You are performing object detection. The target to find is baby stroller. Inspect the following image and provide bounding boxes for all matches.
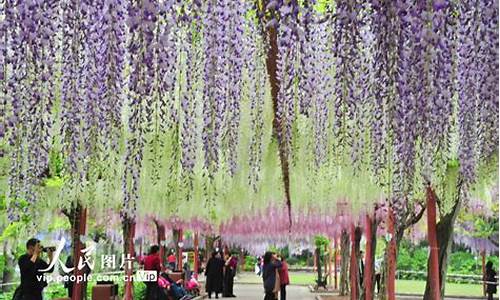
[157,272,194,300]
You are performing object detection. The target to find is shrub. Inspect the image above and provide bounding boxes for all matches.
[244,255,257,271]
[286,257,299,266]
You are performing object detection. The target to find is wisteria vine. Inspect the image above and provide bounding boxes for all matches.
[0,0,497,230]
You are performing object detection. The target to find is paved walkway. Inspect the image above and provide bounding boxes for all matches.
[229,284,316,300]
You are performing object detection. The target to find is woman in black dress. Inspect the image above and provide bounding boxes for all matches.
[205,251,224,299]
[485,261,498,300]
[262,251,282,300]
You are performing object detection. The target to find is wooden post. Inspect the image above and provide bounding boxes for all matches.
[71,206,87,300]
[364,214,374,300]
[387,206,396,300]
[194,232,199,279]
[350,223,359,300]
[426,187,440,300]
[482,250,486,296]
[334,236,338,290]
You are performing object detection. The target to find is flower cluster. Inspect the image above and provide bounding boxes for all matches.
[1,0,497,228]
[5,0,61,219]
[275,0,300,161]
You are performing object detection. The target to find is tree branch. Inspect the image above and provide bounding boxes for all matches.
[406,202,427,228]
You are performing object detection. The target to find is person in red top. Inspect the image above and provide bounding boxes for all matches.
[223,253,238,297]
[144,245,161,300]
[278,255,290,300]
[167,251,177,270]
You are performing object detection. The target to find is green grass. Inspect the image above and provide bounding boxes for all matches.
[396,280,484,297]
[236,272,485,297]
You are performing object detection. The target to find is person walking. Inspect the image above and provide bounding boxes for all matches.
[262,251,282,300]
[359,250,365,288]
[255,256,263,276]
[205,251,224,299]
[278,255,289,300]
[223,253,238,297]
[485,261,498,300]
[17,238,55,300]
[143,245,161,300]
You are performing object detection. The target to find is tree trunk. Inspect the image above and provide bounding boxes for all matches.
[173,228,183,271]
[350,224,361,300]
[378,203,425,300]
[426,186,441,300]
[178,229,183,269]
[194,232,199,278]
[205,235,216,258]
[154,220,166,266]
[316,247,322,283]
[263,1,292,227]
[482,251,486,296]
[364,214,377,300]
[386,207,396,300]
[64,204,88,300]
[122,217,136,300]
[1,241,15,292]
[340,229,350,296]
[423,195,462,300]
[313,247,317,272]
[334,237,338,290]
[328,242,333,286]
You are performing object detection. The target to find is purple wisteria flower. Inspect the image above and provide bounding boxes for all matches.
[369,0,393,182]
[247,11,266,191]
[201,0,245,175]
[476,0,499,161]
[308,18,331,167]
[226,0,245,176]
[122,0,158,220]
[457,0,480,188]
[276,0,300,161]
[5,0,60,219]
[392,0,417,194]
[332,0,368,168]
